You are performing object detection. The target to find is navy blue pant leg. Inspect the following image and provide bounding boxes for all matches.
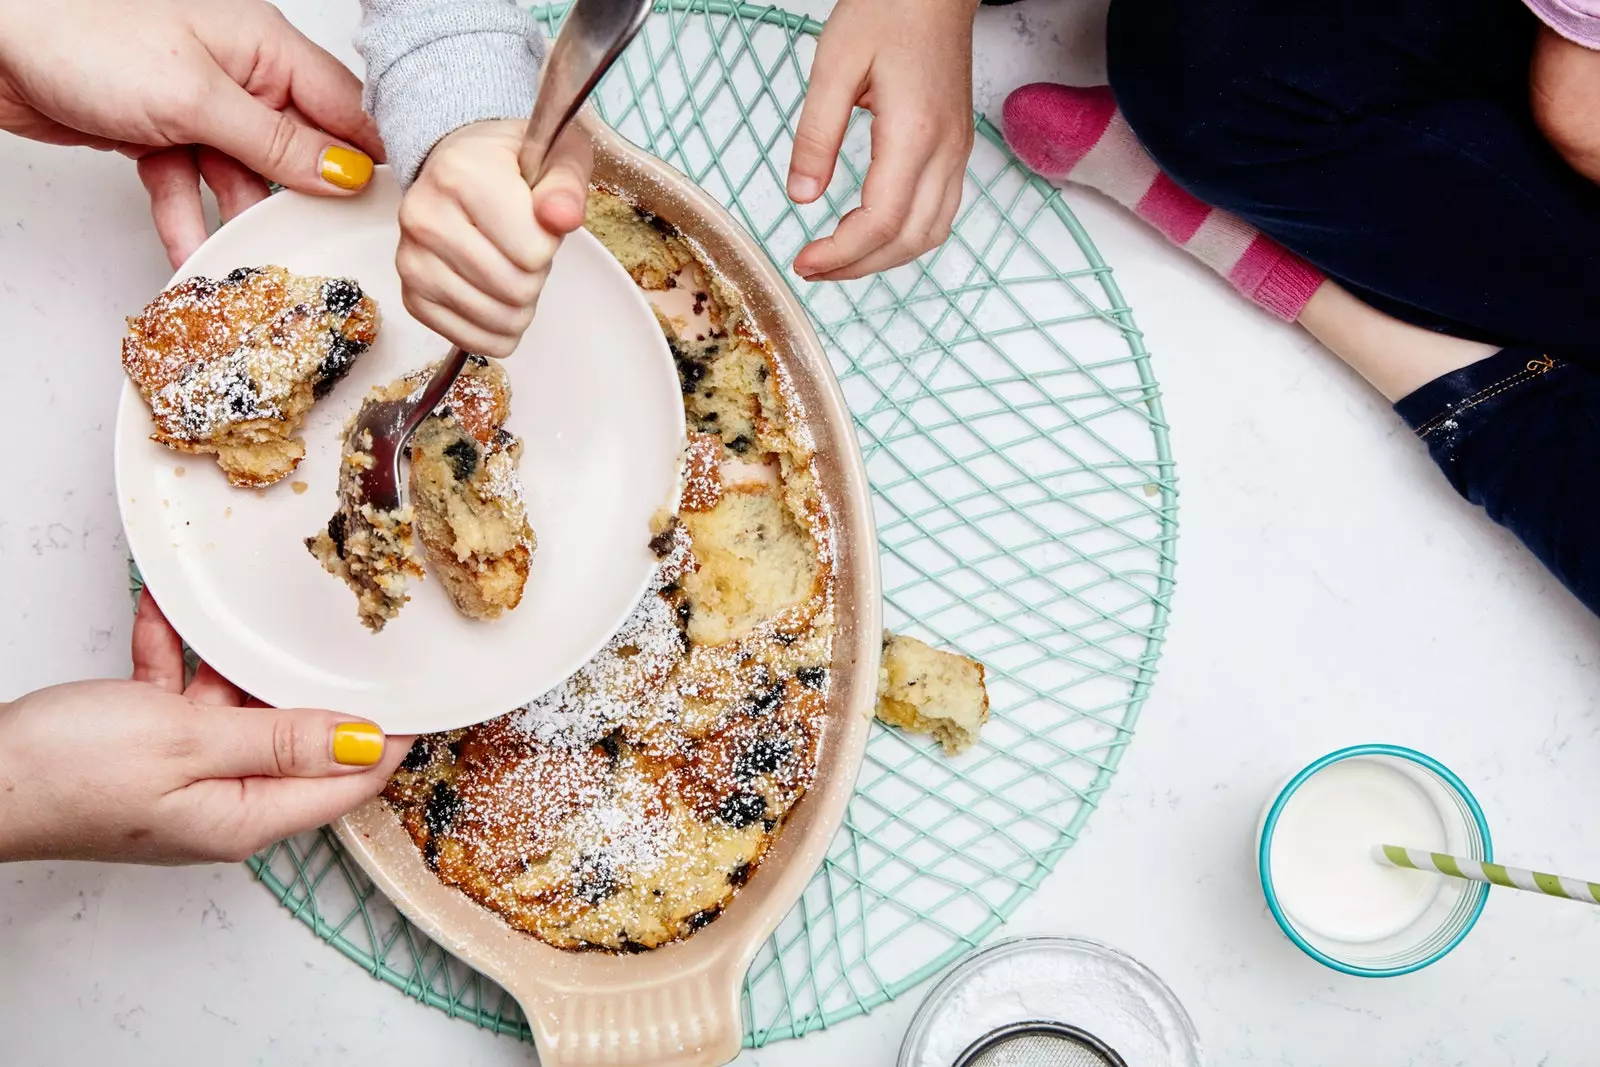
[1394,350,1600,615]
[1102,0,1600,613]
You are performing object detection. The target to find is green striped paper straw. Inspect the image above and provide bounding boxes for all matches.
[1376,845,1600,906]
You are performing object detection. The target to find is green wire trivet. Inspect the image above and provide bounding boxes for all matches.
[133,0,1177,1048]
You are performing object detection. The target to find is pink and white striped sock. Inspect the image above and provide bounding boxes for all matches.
[1001,83,1324,322]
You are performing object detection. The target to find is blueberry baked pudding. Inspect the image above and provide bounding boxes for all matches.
[306,357,534,631]
[303,380,424,634]
[406,356,535,620]
[876,632,990,755]
[383,189,838,951]
[122,265,378,487]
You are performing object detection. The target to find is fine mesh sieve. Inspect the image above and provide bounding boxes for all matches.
[954,1021,1128,1067]
[898,937,1202,1067]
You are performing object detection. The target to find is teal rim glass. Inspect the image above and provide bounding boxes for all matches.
[1257,744,1493,977]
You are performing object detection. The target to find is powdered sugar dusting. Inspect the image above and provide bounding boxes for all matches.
[125,267,374,446]
[681,432,726,512]
[477,449,528,521]
[513,588,686,749]
[568,762,678,880]
[406,356,509,445]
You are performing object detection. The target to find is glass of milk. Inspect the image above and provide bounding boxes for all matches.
[1256,744,1492,976]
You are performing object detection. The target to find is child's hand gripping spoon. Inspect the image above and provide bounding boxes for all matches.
[347,0,656,513]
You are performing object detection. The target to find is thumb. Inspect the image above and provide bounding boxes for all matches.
[194,705,395,779]
[532,125,595,236]
[193,75,375,196]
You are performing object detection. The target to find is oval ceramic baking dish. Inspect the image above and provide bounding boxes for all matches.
[334,114,882,1067]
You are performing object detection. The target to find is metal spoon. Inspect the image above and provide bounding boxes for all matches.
[348,0,657,512]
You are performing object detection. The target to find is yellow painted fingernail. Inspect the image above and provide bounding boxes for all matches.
[332,722,385,766]
[320,145,374,191]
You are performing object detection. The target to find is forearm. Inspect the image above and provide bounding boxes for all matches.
[356,0,543,188]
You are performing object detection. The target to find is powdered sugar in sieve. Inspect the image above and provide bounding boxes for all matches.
[898,937,1202,1067]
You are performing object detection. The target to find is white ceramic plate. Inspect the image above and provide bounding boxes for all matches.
[115,168,684,734]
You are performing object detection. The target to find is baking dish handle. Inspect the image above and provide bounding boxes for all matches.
[511,971,746,1067]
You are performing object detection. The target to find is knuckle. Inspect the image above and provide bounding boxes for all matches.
[508,312,535,342]
[161,722,202,762]
[471,271,515,308]
[396,197,421,233]
[790,122,836,161]
[430,152,473,197]
[396,198,438,243]
[270,717,300,776]
[510,271,545,308]
[396,257,445,305]
[393,245,421,284]
[481,304,520,336]
[480,331,517,359]
[148,86,205,139]
[147,102,186,140]
[864,214,902,243]
[401,285,436,324]
[263,111,301,171]
[907,222,938,250]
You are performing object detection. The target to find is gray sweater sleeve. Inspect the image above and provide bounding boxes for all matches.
[356,0,545,189]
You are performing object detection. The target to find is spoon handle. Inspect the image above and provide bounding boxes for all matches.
[407,347,470,436]
[518,0,655,185]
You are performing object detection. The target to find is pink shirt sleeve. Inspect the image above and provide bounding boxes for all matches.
[1524,0,1600,47]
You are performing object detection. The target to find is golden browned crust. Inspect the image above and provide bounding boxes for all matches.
[876,632,990,755]
[582,190,697,289]
[123,266,378,486]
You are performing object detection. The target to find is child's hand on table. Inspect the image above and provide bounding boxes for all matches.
[397,119,595,358]
[0,593,409,865]
[786,0,979,281]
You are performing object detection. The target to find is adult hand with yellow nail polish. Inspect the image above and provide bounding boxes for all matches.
[396,118,594,358]
[0,0,385,268]
[0,593,410,865]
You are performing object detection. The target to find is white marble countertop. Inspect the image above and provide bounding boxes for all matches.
[3,1,1597,1064]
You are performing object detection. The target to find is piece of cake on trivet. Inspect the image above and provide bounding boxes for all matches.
[122,265,378,486]
[876,632,991,755]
